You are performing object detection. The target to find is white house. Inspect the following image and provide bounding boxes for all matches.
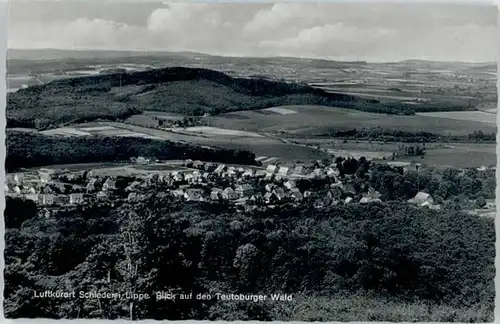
[214,164,226,174]
[235,184,254,198]
[222,187,238,200]
[102,178,116,191]
[41,194,55,205]
[289,188,303,201]
[210,188,224,201]
[25,194,39,202]
[284,180,296,190]
[408,191,434,205]
[70,193,84,205]
[272,188,286,201]
[184,189,205,202]
[277,166,290,177]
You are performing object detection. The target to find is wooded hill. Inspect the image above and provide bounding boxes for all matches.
[7,67,420,130]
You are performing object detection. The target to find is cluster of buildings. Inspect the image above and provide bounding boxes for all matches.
[5,171,86,206]
[5,158,442,212]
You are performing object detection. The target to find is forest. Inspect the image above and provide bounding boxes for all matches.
[3,154,496,321]
[4,194,495,321]
[5,131,257,172]
[6,67,478,130]
[316,128,496,143]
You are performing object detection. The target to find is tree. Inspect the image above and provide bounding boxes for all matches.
[476,196,487,208]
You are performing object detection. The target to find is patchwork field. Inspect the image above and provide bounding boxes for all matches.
[416,111,497,125]
[264,107,298,115]
[208,105,496,136]
[182,126,264,138]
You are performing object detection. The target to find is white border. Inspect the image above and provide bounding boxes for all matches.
[1,1,498,324]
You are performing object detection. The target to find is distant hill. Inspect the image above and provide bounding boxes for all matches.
[7,48,204,61]
[9,66,388,130]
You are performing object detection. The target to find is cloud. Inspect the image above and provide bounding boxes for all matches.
[9,18,154,50]
[147,3,217,32]
[7,2,498,62]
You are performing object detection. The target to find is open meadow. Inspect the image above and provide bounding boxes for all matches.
[207,105,496,136]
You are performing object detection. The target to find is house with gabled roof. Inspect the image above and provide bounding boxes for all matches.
[326,167,336,177]
[97,191,109,200]
[360,196,382,204]
[277,166,290,177]
[40,194,55,205]
[125,181,141,192]
[25,186,37,195]
[264,191,280,204]
[172,172,185,183]
[214,164,226,174]
[41,186,54,195]
[210,188,224,201]
[102,178,116,191]
[235,184,254,198]
[192,160,204,169]
[284,180,296,190]
[266,164,278,174]
[235,197,249,206]
[222,187,238,200]
[272,188,286,201]
[292,165,305,176]
[25,194,39,203]
[171,189,185,198]
[226,166,237,177]
[265,165,278,180]
[184,172,195,183]
[204,162,215,171]
[250,192,263,204]
[184,188,205,202]
[313,168,326,178]
[242,169,256,178]
[70,193,84,205]
[289,188,303,202]
[38,170,52,183]
[408,191,434,206]
[86,178,98,193]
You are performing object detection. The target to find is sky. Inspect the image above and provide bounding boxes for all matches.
[7,0,499,62]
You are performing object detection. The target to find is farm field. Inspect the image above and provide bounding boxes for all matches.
[143,111,186,120]
[182,126,264,138]
[264,107,298,115]
[398,145,496,168]
[34,162,129,171]
[34,121,327,163]
[416,111,497,125]
[30,105,496,168]
[208,105,496,136]
[293,138,495,168]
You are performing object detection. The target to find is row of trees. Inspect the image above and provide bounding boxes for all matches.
[6,131,257,172]
[369,163,495,202]
[319,127,496,143]
[4,193,495,320]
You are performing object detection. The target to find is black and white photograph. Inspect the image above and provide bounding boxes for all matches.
[3,0,498,321]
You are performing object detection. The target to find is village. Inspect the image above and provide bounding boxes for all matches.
[6,157,446,214]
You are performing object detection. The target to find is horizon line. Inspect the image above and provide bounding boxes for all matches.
[6,47,497,65]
